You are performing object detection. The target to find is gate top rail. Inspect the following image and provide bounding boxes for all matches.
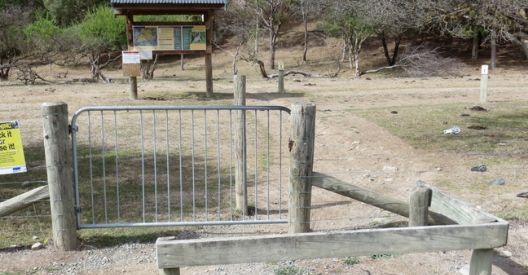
[71,105,291,125]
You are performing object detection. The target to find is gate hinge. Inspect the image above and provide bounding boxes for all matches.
[69,124,78,134]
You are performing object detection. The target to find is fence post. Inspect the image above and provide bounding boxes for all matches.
[480,65,488,104]
[42,102,78,251]
[409,183,432,227]
[289,103,316,233]
[469,249,493,275]
[129,76,138,100]
[278,69,285,94]
[234,75,248,215]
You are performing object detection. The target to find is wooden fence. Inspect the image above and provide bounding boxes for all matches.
[156,102,509,275]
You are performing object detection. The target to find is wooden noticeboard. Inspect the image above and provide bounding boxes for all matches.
[133,25,206,52]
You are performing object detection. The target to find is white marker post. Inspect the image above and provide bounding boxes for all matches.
[480,65,489,104]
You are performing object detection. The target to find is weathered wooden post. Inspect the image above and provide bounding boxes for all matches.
[278,69,285,94]
[129,76,138,100]
[409,183,432,226]
[234,75,248,215]
[480,65,488,104]
[469,249,494,275]
[42,102,78,251]
[205,11,214,97]
[289,103,316,233]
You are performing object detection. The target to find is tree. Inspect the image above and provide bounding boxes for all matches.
[0,4,31,80]
[43,0,107,26]
[322,0,375,78]
[73,5,126,81]
[294,0,323,63]
[247,0,295,70]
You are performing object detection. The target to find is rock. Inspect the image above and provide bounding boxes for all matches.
[498,250,513,258]
[471,165,487,172]
[390,111,398,114]
[436,167,442,171]
[517,192,528,198]
[489,178,506,186]
[383,165,398,173]
[460,113,471,117]
[468,125,487,130]
[470,106,488,112]
[32,236,39,240]
[31,242,44,250]
[458,264,470,275]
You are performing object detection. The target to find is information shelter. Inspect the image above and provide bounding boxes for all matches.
[111,0,226,98]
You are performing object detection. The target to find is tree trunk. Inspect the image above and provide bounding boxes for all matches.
[0,68,9,81]
[301,1,308,63]
[269,31,276,70]
[490,31,497,70]
[381,33,401,66]
[471,33,480,60]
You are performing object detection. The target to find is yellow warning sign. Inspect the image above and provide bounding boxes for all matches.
[0,121,27,175]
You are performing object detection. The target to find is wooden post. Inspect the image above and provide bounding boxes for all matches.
[160,268,180,275]
[480,65,488,104]
[129,76,138,100]
[180,54,185,71]
[289,103,316,233]
[469,249,494,275]
[278,69,285,94]
[409,184,432,227]
[126,14,138,100]
[234,75,248,215]
[205,11,214,97]
[42,102,78,251]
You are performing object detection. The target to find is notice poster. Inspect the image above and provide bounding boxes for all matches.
[0,121,27,175]
[122,51,141,76]
[133,25,206,52]
[190,25,206,51]
[133,26,158,51]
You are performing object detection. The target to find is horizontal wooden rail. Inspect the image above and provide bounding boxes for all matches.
[157,222,508,269]
[311,173,454,225]
[0,185,49,217]
[427,183,498,225]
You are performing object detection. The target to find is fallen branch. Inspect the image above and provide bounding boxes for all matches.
[268,70,312,78]
[360,65,401,75]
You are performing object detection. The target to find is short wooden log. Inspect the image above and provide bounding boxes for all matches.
[42,102,79,251]
[409,185,432,226]
[469,249,494,275]
[278,69,285,93]
[289,103,316,233]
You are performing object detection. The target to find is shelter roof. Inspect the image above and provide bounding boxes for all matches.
[111,0,226,14]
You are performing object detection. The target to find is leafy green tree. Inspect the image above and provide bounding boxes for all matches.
[0,4,31,80]
[43,0,107,26]
[73,5,126,81]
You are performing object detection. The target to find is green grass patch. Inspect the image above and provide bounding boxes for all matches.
[355,102,528,156]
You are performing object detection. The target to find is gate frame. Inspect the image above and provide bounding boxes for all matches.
[70,105,291,229]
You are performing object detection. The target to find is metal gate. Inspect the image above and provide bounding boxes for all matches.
[71,106,290,229]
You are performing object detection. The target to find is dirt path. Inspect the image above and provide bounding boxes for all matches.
[1,71,527,274]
